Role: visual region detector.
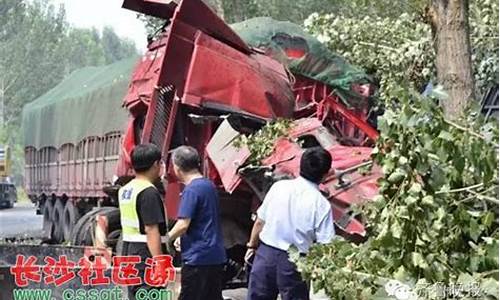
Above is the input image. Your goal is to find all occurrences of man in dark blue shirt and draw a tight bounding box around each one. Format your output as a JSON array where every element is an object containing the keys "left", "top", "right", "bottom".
[{"left": 167, "top": 146, "right": 226, "bottom": 300}]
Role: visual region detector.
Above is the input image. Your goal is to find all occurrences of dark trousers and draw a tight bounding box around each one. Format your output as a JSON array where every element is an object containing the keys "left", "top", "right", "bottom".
[
  {"left": 179, "top": 264, "right": 224, "bottom": 300},
  {"left": 247, "top": 243, "right": 309, "bottom": 300},
  {"left": 123, "top": 241, "right": 166, "bottom": 300}
]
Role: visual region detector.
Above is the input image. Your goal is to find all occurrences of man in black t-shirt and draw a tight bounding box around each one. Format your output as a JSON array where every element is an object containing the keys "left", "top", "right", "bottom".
[{"left": 118, "top": 143, "right": 167, "bottom": 299}]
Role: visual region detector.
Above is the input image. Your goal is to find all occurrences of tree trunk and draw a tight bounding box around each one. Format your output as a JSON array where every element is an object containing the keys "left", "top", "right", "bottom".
[{"left": 429, "top": 0, "right": 475, "bottom": 118}]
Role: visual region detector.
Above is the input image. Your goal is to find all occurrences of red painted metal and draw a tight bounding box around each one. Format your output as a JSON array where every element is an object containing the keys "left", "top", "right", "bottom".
[
  {"left": 123, "top": 0, "right": 292, "bottom": 123},
  {"left": 292, "top": 76, "right": 379, "bottom": 143},
  {"left": 262, "top": 120, "right": 380, "bottom": 237},
  {"left": 207, "top": 118, "right": 381, "bottom": 237},
  {"left": 123, "top": 0, "right": 251, "bottom": 54},
  {"left": 183, "top": 31, "right": 294, "bottom": 119},
  {"left": 123, "top": 40, "right": 168, "bottom": 114},
  {"left": 140, "top": 86, "right": 180, "bottom": 158},
  {"left": 206, "top": 120, "right": 251, "bottom": 193},
  {"left": 24, "top": 132, "right": 122, "bottom": 199}
]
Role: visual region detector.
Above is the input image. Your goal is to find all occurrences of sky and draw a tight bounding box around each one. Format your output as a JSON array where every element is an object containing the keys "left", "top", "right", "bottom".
[{"left": 52, "top": 0, "right": 148, "bottom": 51}]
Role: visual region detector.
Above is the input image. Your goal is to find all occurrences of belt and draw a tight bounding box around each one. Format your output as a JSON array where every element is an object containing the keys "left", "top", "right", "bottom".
[
  {"left": 260, "top": 242, "right": 307, "bottom": 257},
  {"left": 122, "top": 234, "right": 169, "bottom": 243}
]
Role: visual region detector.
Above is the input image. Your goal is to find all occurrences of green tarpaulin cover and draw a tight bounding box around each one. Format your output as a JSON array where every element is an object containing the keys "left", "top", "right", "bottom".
[
  {"left": 231, "top": 17, "right": 371, "bottom": 107},
  {"left": 22, "top": 57, "right": 137, "bottom": 148}
]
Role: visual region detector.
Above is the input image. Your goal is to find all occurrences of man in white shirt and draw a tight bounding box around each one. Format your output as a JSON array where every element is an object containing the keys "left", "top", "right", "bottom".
[{"left": 245, "top": 147, "right": 336, "bottom": 300}]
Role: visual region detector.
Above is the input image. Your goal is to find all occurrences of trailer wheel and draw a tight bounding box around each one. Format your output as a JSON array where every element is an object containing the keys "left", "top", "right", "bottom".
[
  {"left": 63, "top": 200, "right": 81, "bottom": 242},
  {"left": 42, "top": 198, "right": 54, "bottom": 241},
  {"left": 71, "top": 207, "right": 121, "bottom": 253},
  {"left": 52, "top": 198, "right": 65, "bottom": 243},
  {"left": 71, "top": 207, "right": 114, "bottom": 245}
]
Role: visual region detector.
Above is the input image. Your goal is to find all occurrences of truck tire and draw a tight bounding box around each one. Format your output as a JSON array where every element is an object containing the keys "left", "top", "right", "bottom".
[
  {"left": 42, "top": 198, "right": 54, "bottom": 241},
  {"left": 71, "top": 207, "right": 120, "bottom": 250},
  {"left": 71, "top": 207, "right": 113, "bottom": 245},
  {"left": 63, "top": 200, "right": 81, "bottom": 242},
  {"left": 52, "top": 198, "right": 65, "bottom": 243}
]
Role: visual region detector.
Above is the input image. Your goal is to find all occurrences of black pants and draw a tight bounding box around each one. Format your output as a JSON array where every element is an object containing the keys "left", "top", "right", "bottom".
[
  {"left": 123, "top": 241, "right": 166, "bottom": 300},
  {"left": 179, "top": 264, "right": 224, "bottom": 300}
]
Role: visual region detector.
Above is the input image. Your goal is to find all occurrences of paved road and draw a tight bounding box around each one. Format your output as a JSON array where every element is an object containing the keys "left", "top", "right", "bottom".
[{"left": 0, "top": 202, "right": 43, "bottom": 239}]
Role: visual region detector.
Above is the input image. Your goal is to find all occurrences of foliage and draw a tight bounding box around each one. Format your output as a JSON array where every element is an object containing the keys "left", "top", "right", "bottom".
[
  {"left": 0, "top": 0, "right": 138, "bottom": 126},
  {"left": 0, "top": 125, "right": 24, "bottom": 183},
  {"left": 140, "top": 0, "right": 337, "bottom": 33},
  {"left": 137, "top": 14, "right": 165, "bottom": 37},
  {"left": 304, "top": 12, "right": 434, "bottom": 105},
  {"left": 304, "top": 0, "right": 498, "bottom": 103},
  {"left": 292, "top": 89, "right": 499, "bottom": 299},
  {"left": 469, "top": 0, "right": 499, "bottom": 92},
  {"left": 0, "top": 0, "right": 137, "bottom": 182},
  {"left": 233, "top": 119, "right": 292, "bottom": 165}
]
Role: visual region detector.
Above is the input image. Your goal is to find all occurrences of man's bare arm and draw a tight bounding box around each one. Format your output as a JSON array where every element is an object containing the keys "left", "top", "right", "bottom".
[
  {"left": 144, "top": 224, "right": 163, "bottom": 256},
  {"left": 168, "top": 218, "right": 191, "bottom": 241},
  {"left": 247, "top": 218, "right": 265, "bottom": 248}
]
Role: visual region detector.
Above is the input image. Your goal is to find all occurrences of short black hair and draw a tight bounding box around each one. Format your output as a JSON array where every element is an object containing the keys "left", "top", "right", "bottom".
[
  {"left": 131, "top": 143, "right": 162, "bottom": 173},
  {"left": 299, "top": 147, "right": 332, "bottom": 184},
  {"left": 172, "top": 146, "right": 200, "bottom": 172}
]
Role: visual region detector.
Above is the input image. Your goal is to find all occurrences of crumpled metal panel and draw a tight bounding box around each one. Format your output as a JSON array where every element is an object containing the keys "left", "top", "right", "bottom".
[
  {"left": 206, "top": 120, "right": 250, "bottom": 193},
  {"left": 122, "top": 0, "right": 250, "bottom": 53},
  {"left": 122, "top": 0, "right": 290, "bottom": 121},
  {"left": 123, "top": 39, "right": 168, "bottom": 112},
  {"left": 208, "top": 118, "right": 381, "bottom": 238},
  {"left": 261, "top": 123, "right": 380, "bottom": 237},
  {"left": 122, "top": 0, "right": 177, "bottom": 20},
  {"left": 183, "top": 32, "right": 294, "bottom": 119}
]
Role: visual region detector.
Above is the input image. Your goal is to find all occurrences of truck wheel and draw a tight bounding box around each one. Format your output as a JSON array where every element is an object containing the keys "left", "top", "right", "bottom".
[
  {"left": 52, "top": 198, "right": 65, "bottom": 243},
  {"left": 42, "top": 198, "right": 54, "bottom": 241},
  {"left": 85, "top": 208, "right": 121, "bottom": 250},
  {"left": 63, "top": 200, "right": 81, "bottom": 242},
  {"left": 71, "top": 207, "right": 120, "bottom": 248},
  {"left": 71, "top": 207, "right": 112, "bottom": 245}
]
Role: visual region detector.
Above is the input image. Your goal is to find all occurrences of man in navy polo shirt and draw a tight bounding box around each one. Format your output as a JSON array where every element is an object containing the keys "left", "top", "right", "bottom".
[{"left": 168, "top": 146, "right": 227, "bottom": 300}]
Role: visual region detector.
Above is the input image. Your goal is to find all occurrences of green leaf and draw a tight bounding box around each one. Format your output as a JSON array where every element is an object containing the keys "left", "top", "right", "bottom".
[
  {"left": 411, "top": 252, "right": 429, "bottom": 269},
  {"left": 438, "top": 130, "right": 454, "bottom": 141},
  {"left": 393, "top": 266, "right": 408, "bottom": 282},
  {"left": 468, "top": 219, "right": 481, "bottom": 242},
  {"left": 408, "top": 183, "right": 422, "bottom": 195},
  {"left": 421, "top": 195, "right": 434, "bottom": 205},
  {"left": 482, "top": 212, "right": 494, "bottom": 228},
  {"left": 398, "top": 156, "right": 409, "bottom": 165},
  {"left": 388, "top": 168, "right": 405, "bottom": 183},
  {"left": 480, "top": 278, "right": 499, "bottom": 297},
  {"left": 391, "top": 221, "right": 402, "bottom": 239},
  {"left": 405, "top": 196, "right": 417, "bottom": 205}
]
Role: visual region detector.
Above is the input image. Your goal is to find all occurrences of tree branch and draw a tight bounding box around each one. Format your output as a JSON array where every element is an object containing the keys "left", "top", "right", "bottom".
[
  {"left": 444, "top": 119, "right": 498, "bottom": 147},
  {"left": 468, "top": 190, "right": 499, "bottom": 205},
  {"left": 436, "top": 182, "right": 484, "bottom": 194}
]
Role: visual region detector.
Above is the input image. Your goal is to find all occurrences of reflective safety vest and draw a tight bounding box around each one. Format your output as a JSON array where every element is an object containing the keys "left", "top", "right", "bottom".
[{"left": 118, "top": 178, "right": 168, "bottom": 243}]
